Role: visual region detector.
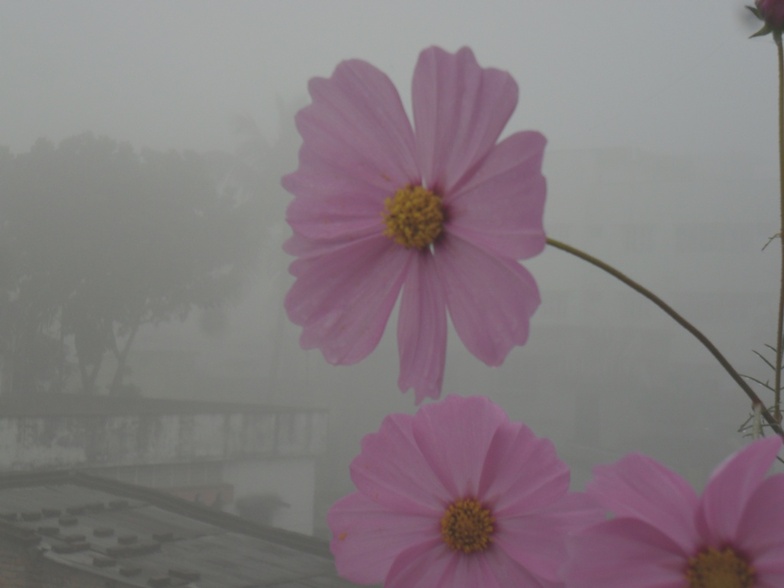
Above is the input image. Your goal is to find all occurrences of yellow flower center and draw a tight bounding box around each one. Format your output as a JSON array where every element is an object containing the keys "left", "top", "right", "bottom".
[
  {"left": 686, "top": 547, "right": 755, "bottom": 588},
  {"left": 439, "top": 498, "right": 494, "bottom": 554},
  {"left": 382, "top": 185, "right": 444, "bottom": 249}
]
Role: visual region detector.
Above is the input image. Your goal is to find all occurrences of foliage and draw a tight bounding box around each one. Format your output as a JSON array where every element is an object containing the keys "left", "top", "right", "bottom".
[{"left": 0, "top": 133, "right": 265, "bottom": 395}]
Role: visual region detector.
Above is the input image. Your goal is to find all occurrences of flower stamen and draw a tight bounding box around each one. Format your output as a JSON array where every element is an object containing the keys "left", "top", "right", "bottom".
[
  {"left": 686, "top": 547, "right": 755, "bottom": 588},
  {"left": 383, "top": 185, "right": 444, "bottom": 249},
  {"left": 440, "top": 497, "right": 494, "bottom": 554}
]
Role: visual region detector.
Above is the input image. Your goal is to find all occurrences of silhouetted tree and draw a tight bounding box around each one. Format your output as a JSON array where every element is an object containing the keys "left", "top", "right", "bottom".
[{"left": 0, "top": 133, "right": 265, "bottom": 395}]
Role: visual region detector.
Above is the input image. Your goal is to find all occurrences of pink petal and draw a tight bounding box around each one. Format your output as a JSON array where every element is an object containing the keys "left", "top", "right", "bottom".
[
  {"left": 289, "top": 58, "right": 419, "bottom": 197},
  {"left": 478, "top": 420, "right": 570, "bottom": 515},
  {"left": 412, "top": 46, "right": 518, "bottom": 194},
  {"left": 756, "top": 558, "right": 784, "bottom": 588},
  {"left": 284, "top": 162, "right": 386, "bottom": 243},
  {"left": 695, "top": 436, "right": 782, "bottom": 545},
  {"left": 283, "top": 228, "right": 378, "bottom": 260},
  {"left": 282, "top": 57, "right": 423, "bottom": 244},
  {"left": 588, "top": 453, "right": 699, "bottom": 553},
  {"left": 735, "top": 473, "right": 784, "bottom": 579},
  {"left": 437, "top": 552, "right": 504, "bottom": 588},
  {"left": 328, "top": 492, "right": 439, "bottom": 585},
  {"left": 437, "top": 236, "right": 540, "bottom": 366},
  {"left": 411, "top": 395, "right": 508, "bottom": 498},
  {"left": 396, "top": 251, "right": 448, "bottom": 403},
  {"left": 757, "top": 572, "right": 784, "bottom": 588},
  {"left": 564, "top": 518, "right": 688, "bottom": 588},
  {"left": 350, "top": 412, "right": 450, "bottom": 513},
  {"left": 384, "top": 542, "right": 462, "bottom": 588},
  {"left": 449, "top": 548, "right": 546, "bottom": 588},
  {"left": 285, "top": 235, "right": 411, "bottom": 364},
  {"left": 386, "top": 543, "right": 543, "bottom": 588},
  {"left": 445, "top": 131, "right": 547, "bottom": 260},
  {"left": 496, "top": 493, "right": 602, "bottom": 582},
  {"left": 480, "top": 548, "right": 560, "bottom": 588},
  {"left": 282, "top": 231, "right": 339, "bottom": 258}
]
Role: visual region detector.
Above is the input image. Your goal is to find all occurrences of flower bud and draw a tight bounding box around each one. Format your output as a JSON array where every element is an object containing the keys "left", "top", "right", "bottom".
[{"left": 754, "top": 0, "right": 784, "bottom": 33}]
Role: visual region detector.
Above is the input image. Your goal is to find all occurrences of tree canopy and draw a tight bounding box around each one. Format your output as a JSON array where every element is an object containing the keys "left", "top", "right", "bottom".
[{"left": 0, "top": 133, "right": 265, "bottom": 395}]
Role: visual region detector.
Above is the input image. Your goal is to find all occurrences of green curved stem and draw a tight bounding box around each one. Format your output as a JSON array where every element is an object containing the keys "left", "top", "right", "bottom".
[
  {"left": 546, "top": 237, "right": 784, "bottom": 438},
  {"left": 774, "top": 31, "right": 784, "bottom": 423}
]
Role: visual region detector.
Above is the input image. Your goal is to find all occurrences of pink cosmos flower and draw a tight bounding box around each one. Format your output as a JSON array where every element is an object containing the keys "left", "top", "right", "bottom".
[
  {"left": 756, "top": 0, "right": 784, "bottom": 30},
  {"left": 563, "top": 436, "right": 784, "bottom": 588},
  {"left": 327, "top": 395, "right": 602, "bottom": 588},
  {"left": 282, "top": 46, "right": 546, "bottom": 403}
]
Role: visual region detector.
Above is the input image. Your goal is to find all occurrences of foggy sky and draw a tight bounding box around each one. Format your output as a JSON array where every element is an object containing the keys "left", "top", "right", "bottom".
[
  {"left": 2, "top": 1, "right": 781, "bottom": 514},
  {"left": 0, "top": 1, "right": 774, "bottom": 159}
]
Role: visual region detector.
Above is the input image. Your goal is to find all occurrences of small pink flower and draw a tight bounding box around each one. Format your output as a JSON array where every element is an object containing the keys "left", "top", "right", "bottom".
[
  {"left": 564, "top": 436, "right": 784, "bottom": 588},
  {"left": 282, "top": 46, "right": 546, "bottom": 403},
  {"left": 756, "top": 0, "right": 784, "bottom": 30},
  {"left": 328, "top": 395, "right": 601, "bottom": 588}
]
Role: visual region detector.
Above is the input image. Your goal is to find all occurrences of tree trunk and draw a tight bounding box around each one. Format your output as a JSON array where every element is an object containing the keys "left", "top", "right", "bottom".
[{"left": 108, "top": 321, "right": 140, "bottom": 396}]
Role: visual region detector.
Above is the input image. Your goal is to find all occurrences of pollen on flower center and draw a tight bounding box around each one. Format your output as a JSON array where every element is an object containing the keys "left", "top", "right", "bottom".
[
  {"left": 440, "top": 498, "right": 494, "bottom": 554},
  {"left": 686, "top": 547, "right": 755, "bottom": 588},
  {"left": 382, "top": 185, "right": 444, "bottom": 249}
]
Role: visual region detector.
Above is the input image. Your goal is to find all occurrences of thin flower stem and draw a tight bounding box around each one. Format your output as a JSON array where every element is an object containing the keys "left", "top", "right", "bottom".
[
  {"left": 546, "top": 237, "right": 784, "bottom": 438},
  {"left": 774, "top": 31, "right": 784, "bottom": 423}
]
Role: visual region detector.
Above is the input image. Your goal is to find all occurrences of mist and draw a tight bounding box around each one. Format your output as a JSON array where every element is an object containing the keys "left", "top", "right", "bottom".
[{"left": 0, "top": 1, "right": 779, "bottom": 540}]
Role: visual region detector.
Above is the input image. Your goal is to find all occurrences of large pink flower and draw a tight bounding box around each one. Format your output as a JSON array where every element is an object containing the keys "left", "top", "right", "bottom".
[
  {"left": 328, "top": 395, "right": 602, "bottom": 588},
  {"left": 282, "top": 46, "right": 546, "bottom": 403},
  {"left": 564, "top": 436, "right": 784, "bottom": 588}
]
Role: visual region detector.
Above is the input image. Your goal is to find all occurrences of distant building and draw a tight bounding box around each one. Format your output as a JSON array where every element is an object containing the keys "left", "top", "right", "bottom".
[
  {"left": 0, "top": 468, "right": 357, "bottom": 587},
  {"left": 0, "top": 395, "right": 327, "bottom": 535}
]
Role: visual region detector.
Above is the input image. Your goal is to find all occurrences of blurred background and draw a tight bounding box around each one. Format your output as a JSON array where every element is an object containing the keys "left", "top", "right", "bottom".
[{"left": 0, "top": 1, "right": 778, "bottom": 538}]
